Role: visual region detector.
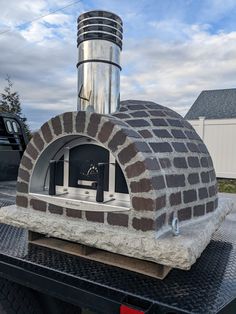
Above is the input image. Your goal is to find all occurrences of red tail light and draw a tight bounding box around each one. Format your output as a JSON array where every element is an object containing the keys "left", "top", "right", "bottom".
[{"left": 120, "top": 304, "right": 145, "bottom": 314}]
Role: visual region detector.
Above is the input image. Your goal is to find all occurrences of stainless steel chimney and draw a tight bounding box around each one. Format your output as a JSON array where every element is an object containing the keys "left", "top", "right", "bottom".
[{"left": 77, "top": 10, "right": 123, "bottom": 114}]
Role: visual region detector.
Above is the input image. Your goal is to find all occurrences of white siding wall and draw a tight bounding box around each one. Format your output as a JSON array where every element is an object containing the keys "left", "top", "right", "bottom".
[{"left": 188, "top": 118, "right": 236, "bottom": 179}]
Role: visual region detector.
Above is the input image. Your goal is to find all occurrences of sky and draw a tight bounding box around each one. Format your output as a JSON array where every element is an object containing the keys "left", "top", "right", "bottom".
[{"left": 1, "top": 0, "right": 236, "bottom": 130}]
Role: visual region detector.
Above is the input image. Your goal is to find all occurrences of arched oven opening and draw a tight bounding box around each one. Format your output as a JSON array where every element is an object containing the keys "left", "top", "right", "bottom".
[{"left": 29, "top": 135, "right": 130, "bottom": 212}]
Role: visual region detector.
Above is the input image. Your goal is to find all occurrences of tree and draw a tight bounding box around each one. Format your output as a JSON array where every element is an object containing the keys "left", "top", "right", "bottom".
[{"left": 0, "top": 76, "right": 31, "bottom": 138}]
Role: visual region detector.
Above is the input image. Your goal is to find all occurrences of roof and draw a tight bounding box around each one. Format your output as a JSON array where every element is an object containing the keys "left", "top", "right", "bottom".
[{"left": 185, "top": 88, "right": 236, "bottom": 120}]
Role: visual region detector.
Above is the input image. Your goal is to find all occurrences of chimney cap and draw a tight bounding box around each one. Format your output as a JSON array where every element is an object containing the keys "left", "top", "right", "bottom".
[
  {"left": 77, "top": 10, "right": 123, "bottom": 26},
  {"left": 77, "top": 10, "right": 123, "bottom": 49}
]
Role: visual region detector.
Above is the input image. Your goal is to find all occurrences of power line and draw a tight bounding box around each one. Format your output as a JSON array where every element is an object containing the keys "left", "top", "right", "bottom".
[{"left": 0, "top": 0, "right": 81, "bottom": 37}]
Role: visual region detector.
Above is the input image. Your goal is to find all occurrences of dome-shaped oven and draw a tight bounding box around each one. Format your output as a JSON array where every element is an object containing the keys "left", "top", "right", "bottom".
[{"left": 17, "top": 100, "right": 218, "bottom": 237}]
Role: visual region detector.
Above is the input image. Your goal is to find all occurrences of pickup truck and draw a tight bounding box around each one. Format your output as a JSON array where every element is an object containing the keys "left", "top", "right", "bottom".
[{"left": 0, "top": 113, "right": 235, "bottom": 314}]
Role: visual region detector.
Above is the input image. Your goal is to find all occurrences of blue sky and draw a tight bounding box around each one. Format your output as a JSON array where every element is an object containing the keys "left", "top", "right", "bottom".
[{"left": 1, "top": 0, "right": 236, "bottom": 130}]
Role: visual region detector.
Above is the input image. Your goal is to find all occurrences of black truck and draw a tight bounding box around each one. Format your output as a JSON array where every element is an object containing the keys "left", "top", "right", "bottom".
[
  {"left": 0, "top": 112, "right": 28, "bottom": 181},
  {"left": 0, "top": 112, "right": 235, "bottom": 314}
]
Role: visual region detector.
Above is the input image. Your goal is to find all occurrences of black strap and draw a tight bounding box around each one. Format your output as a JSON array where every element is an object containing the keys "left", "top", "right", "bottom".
[{"left": 76, "top": 59, "right": 122, "bottom": 70}]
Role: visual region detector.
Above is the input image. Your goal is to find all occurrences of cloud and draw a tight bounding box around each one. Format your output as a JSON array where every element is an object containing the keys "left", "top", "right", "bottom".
[
  {"left": 121, "top": 24, "right": 236, "bottom": 116},
  {"left": 0, "top": 0, "right": 236, "bottom": 130}
]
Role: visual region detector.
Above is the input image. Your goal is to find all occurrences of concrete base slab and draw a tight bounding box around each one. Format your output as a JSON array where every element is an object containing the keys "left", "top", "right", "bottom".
[{"left": 0, "top": 197, "right": 233, "bottom": 270}]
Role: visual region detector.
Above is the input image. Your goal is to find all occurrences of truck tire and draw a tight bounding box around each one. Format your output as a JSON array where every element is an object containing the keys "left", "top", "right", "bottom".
[{"left": 0, "top": 277, "right": 43, "bottom": 314}]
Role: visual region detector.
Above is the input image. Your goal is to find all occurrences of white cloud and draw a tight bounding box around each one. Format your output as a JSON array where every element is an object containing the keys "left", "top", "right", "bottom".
[
  {"left": 1, "top": 0, "right": 236, "bottom": 130},
  {"left": 121, "top": 25, "right": 236, "bottom": 116}
]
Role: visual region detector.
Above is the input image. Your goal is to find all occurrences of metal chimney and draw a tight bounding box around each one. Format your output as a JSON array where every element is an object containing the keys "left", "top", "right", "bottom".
[{"left": 77, "top": 10, "right": 123, "bottom": 114}]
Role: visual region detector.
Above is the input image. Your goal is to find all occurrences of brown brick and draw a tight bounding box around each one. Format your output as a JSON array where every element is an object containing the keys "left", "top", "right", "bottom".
[
  {"left": 130, "top": 176, "right": 165, "bottom": 193},
  {"left": 108, "top": 130, "right": 127, "bottom": 152},
  {"left": 198, "top": 187, "right": 208, "bottom": 200},
  {"left": 85, "top": 211, "right": 104, "bottom": 223},
  {"left": 166, "top": 174, "right": 185, "bottom": 188},
  {"left": 30, "top": 199, "right": 47, "bottom": 212},
  {"left": 98, "top": 121, "right": 115, "bottom": 143},
  {"left": 130, "top": 111, "right": 149, "bottom": 118},
  {"left": 107, "top": 213, "right": 128, "bottom": 227},
  {"left": 206, "top": 201, "right": 214, "bottom": 213},
  {"left": 159, "top": 158, "right": 171, "bottom": 168},
  {"left": 150, "top": 142, "right": 173, "bottom": 153},
  {"left": 26, "top": 143, "right": 38, "bottom": 160},
  {"left": 118, "top": 142, "right": 151, "bottom": 165},
  {"left": 183, "top": 189, "right": 197, "bottom": 204},
  {"left": 178, "top": 207, "right": 192, "bottom": 221},
  {"left": 66, "top": 208, "right": 82, "bottom": 218},
  {"left": 17, "top": 182, "right": 28, "bottom": 193},
  {"left": 173, "top": 157, "right": 187, "bottom": 168},
  {"left": 41, "top": 122, "right": 53, "bottom": 143},
  {"left": 188, "top": 173, "right": 200, "bottom": 185},
  {"left": 201, "top": 171, "right": 210, "bottom": 183},
  {"left": 132, "top": 217, "right": 154, "bottom": 232},
  {"left": 126, "top": 119, "right": 150, "bottom": 127},
  {"left": 48, "top": 204, "right": 63, "bottom": 215},
  {"left": 33, "top": 133, "right": 44, "bottom": 151},
  {"left": 151, "top": 118, "right": 168, "bottom": 126},
  {"left": 51, "top": 116, "right": 62, "bottom": 135},
  {"left": 167, "top": 119, "right": 183, "bottom": 127},
  {"left": 21, "top": 155, "right": 33, "bottom": 171},
  {"left": 132, "top": 196, "right": 166, "bottom": 211},
  {"left": 118, "top": 143, "right": 136, "bottom": 165},
  {"left": 193, "top": 204, "right": 205, "bottom": 217},
  {"left": 125, "top": 158, "right": 159, "bottom": 178},
  {"left": 169, "top": 192, "right": 181, "bottom": 206},
  {"left": 132, "top": 197, "right": 155, "bottom": 211},
  {"left": 16, "top": 195, "right": 28, "bottom": 208},
  {"left": 155, "top": 213, "right": 166, "bottom": 229},
  {"left": 172, "top": 142, "right": 188, "bottom": 153},
  {"left": 138, "top": 130, "right": 153, "bottom": 138},
  {"left": 171, "top": 129, "right": 186, "bottom": 139},
  {"left": 153, "top": 129, "right": 172, "bottom": 138},
  {"left": 18, "top": 168, "right": 30, "bottom": 182},
  {"left": 188, "top": 156, "right": 200, "bottom": 168},
  {"left": 125, "top": 161, "right": 145, "bottom": 178},
  {"left": 130, "top": 178, "right": 152, "bottom": 193},
  {"left": 76, "top": 111, "right": 86, "bottom": 133},
  {"left": 63, "top": 112, "right": 73, "bottom": 133},
  {"left": 86, "top": 113, "right": 101, "bottom": 137}
]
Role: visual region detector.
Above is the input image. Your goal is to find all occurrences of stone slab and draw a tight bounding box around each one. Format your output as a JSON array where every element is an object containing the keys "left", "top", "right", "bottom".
[{"left": 0, "top": 197, "right": 233, "bottom": 270}]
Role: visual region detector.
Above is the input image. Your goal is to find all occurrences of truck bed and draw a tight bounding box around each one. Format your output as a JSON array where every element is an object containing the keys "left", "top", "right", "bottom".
[{"left": 0, "top": 181, "right": 235, "bottom": 314}]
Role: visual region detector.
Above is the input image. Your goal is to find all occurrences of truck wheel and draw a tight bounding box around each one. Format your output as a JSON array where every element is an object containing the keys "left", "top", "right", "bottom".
[{"left": 0, "top": 277, "right": 43, "bottom": 314}]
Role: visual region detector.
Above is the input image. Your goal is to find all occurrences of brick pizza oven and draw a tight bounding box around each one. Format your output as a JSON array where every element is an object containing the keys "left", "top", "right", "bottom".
[
  {"left": 0, "top": 10, "right": 231, "bottom": 270},
  {"left": 17, "top": 101, "right": 218, "bottom": 234}
]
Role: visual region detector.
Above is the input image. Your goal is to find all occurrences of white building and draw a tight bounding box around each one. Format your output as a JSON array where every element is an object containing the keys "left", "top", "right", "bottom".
[{"left": 185, "top": 88, "right": 236, "bottom": 179}]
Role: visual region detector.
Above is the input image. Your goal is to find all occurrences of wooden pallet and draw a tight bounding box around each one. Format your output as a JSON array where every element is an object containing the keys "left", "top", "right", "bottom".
[{"left": 28, "top": 231, "right": 171, "bottom": 279}]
